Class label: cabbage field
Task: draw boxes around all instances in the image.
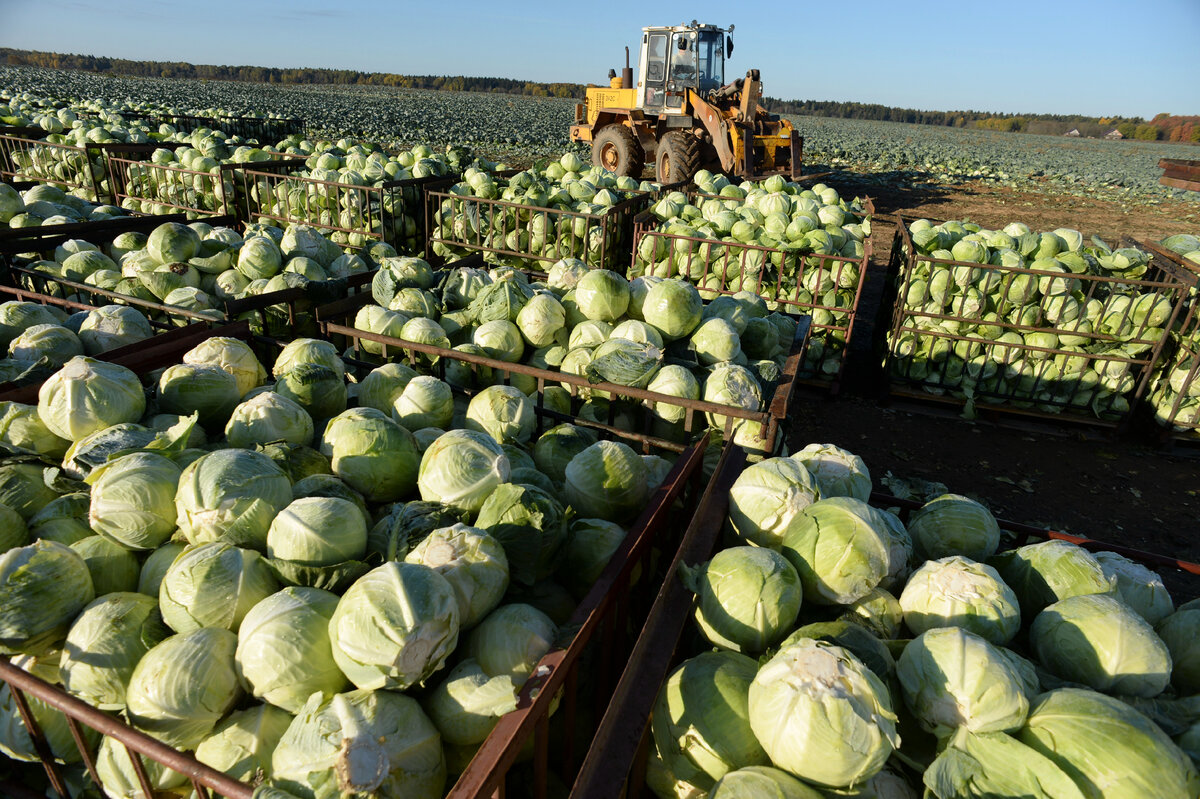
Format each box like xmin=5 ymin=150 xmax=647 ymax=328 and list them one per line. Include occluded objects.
xmin=4 ymin=64 xmax=1199 ymax=203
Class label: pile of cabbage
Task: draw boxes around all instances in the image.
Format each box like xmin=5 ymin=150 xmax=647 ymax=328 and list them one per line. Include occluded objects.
xmin=429 ymin=152 xmax=658 ymax=270
xmin=1145 ymin=233 xmax=1200 ymax=432
xmin=1 ymin=181 xmax=127 ymax=229
xmin=243 ymin=140 xmax=494 ymax=253
xmin=630 ymin=173 xmax=869 ymax=382
xmin=651 ymin=441 xmax=1200 ymax=799
xmin=355 ymin=254 xmax=801 ymax=452
xmin=889 ymin=218 xmax=1178 ymax=420
xmin=0 ymin=299 xmax=156 ymax=388
xmin=10 ymin=219 xmax=392 ymax=336
xmin=0 ymin=329 xmax=685 ymax=798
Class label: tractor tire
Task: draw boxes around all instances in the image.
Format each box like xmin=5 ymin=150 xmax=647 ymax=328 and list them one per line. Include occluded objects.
xmin=655 ymin=131 xmax=701 ymax=185
xmin=591 ymin=125 xmax=645 ymax=177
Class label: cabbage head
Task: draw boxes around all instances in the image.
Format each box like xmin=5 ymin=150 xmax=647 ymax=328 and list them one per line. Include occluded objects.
xmin=686 ymin=546 xmax=802 ymax=655
xmin=653 ymin=651 xmax=769 ymax=793
xmin=37 ymin=356 xmax=145 ymax=441
xmin=1017 ymin=688 xmax=1199 ymax=799
xmin=899 ymin=556 xmax=1021 ymax=645
xmin=989 ymin=540 xmax=1115 ymax=620
xmin=465 ymin=385 xmax=535 ymax=445
xmin=392 ymin=375 xmax=454 ymax=432
xmin=466 ymin=603 xmax=556 ymax=681
xmin=476 ymin=484 xmax=568 ymax=586
xmin=1030 ymin=593 xmax=1171 ymax=697
xmin=1 ymin=654 xmax=100 ymax=765
xmin=405 ymin=524 xmax=509 ymax=629
xmin=0 ymin=540 xmax=94 ymax=656
xmin=575 ymin=269 xmax=630 ymax=321
xmin=1093 ymin=551 xmax=1174 ymax=626
xmin=418 ymin=429 xmax=510 ymax=515
xmin=531 ymin=423 xmax=598 ymax=485
xmin=897 ymin=626 xmax=1029 ymax=737
xmin=555 ymin=517 xmax=626 ymax=599
xmin=565 ymin=440 xmax=649 ymax=523
xmin=194 ymin=704 xmax=293 ymax=785
xmin=320 ymin=408 xmax=420 ymax=503
xmin=225 ymin=391 xmax=314 ymax=448
xmin=642 ymin=279 xmax=703 ymax=340
xmin=159 ymin=542 xmax=279 ymax=633
xmin=125 ymin=627 xmax=242 ymax=749
xmin=1157 ymin=598 xmax=1200 ymax=696
xmin=780 ymin=497 xmax=892 ymax=606
xmin=59 ymin=592 xmax=169 ymax=711
xmin=88 ymin=452 xmax=182 ymax=551
xmin=272 ymin=689 xmax=446 ymax=799
xmin=0 ymin=401 xmax=69 ymax=459
xmin=749 ymin=639 xmax=898 ymax=788
xmin=182 ymin=336 xmax=266 ymax=397
xmin=235 ymin=586 xmax=348 ymax=713
xmin=425 ymin=658 xmax=519 ymax=747
xmin=791 ymin=443 xmax=871 ymax=501
xmin=175 ymin=448 xmax=294 ymax=550
xmin=328 ymin=562 xmax=460 ymax=690
xmin=725 ymin=456 xmax=821 ymax=549
xmin=908 ymin=494 xmax=1000 ymax=562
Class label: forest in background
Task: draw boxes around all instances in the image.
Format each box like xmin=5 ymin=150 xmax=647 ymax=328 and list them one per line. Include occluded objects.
xmin=4 ymin=48 xmax=1197 ymax=144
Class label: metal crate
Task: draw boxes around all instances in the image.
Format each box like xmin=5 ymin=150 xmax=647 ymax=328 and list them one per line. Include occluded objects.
xmin=0 ymin=133 xmax=104 ymax=202
xmin=882 ymin=217 xmax=1197 ymax=430
xmin=570 ymin=442 xmax=1200 ymax=799
xmin=230 ymin=166 xmax=441 ymax=254
xmin=426 ymin=179 xmax=653 ymax=271
xmin=145 ymin=114 xmax=305 ymax=143
xmin=1139 ymin=239 xmax=1200 ymax=440
xmin=317 ymin=289 xmax=811 ymax=455
xmin=628 ymin=199 xmax=874 ymax=394
xmin=107 ymin=154 xmax=302 ymax=220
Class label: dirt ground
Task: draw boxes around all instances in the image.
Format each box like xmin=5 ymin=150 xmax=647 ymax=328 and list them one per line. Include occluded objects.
xmin=783 ymin=173 xmax=1200 ymax=596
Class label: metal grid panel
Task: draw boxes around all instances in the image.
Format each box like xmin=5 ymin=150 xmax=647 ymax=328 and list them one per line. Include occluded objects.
xmin=426 ymin=182 xmax=653 ymax=271
xmin=883 ymin=217 xmax=1197 ymax=429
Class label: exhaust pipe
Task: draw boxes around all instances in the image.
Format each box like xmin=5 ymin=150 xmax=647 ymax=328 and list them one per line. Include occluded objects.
xmin=621 ymin=46 xmax=633 ymax=89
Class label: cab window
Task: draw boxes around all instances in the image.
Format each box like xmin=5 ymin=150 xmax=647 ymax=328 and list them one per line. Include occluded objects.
xmin=646 ymin=34 xmax=667 ymax=82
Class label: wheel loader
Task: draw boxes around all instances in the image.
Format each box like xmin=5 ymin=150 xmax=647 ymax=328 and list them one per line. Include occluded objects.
xmin=568 ymin=22 xmax=802 ymax=184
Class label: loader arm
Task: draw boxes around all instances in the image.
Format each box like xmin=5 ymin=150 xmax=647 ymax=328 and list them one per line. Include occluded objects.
xmin=688 ymin=90 xmax=737 ymax=173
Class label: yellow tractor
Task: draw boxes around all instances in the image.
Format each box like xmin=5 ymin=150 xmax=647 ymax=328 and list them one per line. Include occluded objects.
xmin=569 ymin=22 xmax=801 ymax=184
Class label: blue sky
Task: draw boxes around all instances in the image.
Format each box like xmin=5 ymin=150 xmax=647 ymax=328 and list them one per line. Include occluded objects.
xmin=0 ymin=0 xmax=1196 ymax=119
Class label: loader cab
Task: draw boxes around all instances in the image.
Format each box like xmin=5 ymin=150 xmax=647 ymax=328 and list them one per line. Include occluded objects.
xmin=637 ymin=24 xmax=729 ymax=116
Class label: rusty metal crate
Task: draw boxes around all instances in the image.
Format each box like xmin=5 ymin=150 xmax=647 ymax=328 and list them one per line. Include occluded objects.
xmin=317 ymin=288 xmax=811 ymax=455
xmin=0 ymin=133 xmax=105 ymax=202
xmin=0 ymin=316 xmax=712 ymax=798
xmin=882 ymin=217 xmax=1197 ymax=430
xmin=107 ymin=154 xmax=302 ymax=220
xmin=426 ymin=179 xmax=653 ymax=271
xmin=0 ymin=288 xmax=213 ymax=405
xmin=1138 ymin=239 xmax=1200 ymax=441
xmin=145 ymin=114 xmax=305 ymax=143
xmin=0 ymin=213 xmax=378 ymax=340
xmin=570 ymin=441 xmax=1200 ymax=799
xmin=230 ymin=165 xmax=445 ymax=254
xmin=628 ymin=199 xmax=874 ymax=394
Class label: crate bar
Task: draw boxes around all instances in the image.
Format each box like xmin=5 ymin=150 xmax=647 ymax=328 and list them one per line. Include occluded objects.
xmin=629 ymin=199 xmax=874 ymax=394
xmin=1159 ymin=158 xmax=1200 ymax=192
xmin=0 ymin=134 xmax=102 ymax=200
xmin=883 ymin=216 xmax=1193 ymax=429
xmin=448 ymin=439 xmax=709 ymax=799
xmin=426 ymin=182 xmax=652 ymax=271
xmin=0 ymin=658 xmax=252 ymax=799
xmin=224 ymin=268 xmax=376 ymax=339
xmin=318 ymin=292 xmax=811 ymax=453
xmin=572 ymin=442 xmax=745 ymax=799
xmin=572 ymin=443 xmax=1200 ymax=799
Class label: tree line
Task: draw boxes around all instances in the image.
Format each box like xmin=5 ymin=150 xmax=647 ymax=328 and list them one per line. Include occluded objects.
xmin=3 ymin=48 xmax=1196 ymax=144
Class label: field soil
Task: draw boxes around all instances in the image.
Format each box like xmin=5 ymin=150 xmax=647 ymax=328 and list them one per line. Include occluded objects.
xmin=783 ymin=172 xmax=1200 ymax=595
